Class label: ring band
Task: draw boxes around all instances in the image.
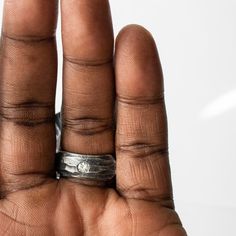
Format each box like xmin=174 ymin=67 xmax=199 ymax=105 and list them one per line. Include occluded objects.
xmin=55 ymin=113 xmax=116 ymax=182
xmin=56 ymin=152 xmax=116 ymax=181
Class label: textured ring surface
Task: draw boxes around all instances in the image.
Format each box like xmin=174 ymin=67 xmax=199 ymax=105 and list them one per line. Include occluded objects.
xmin=56 ymin=152 xmax=116 ymax=181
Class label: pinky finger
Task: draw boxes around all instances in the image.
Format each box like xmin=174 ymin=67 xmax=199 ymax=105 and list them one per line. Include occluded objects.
xmin=115 ymin=25 xmax=173 ymax=204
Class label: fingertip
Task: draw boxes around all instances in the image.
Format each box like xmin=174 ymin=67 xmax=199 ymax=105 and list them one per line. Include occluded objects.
xmin=61 ymin=0 xmax=114 ymax=60
xmin=116 ymin=24 xmax=156 ymax=51
xmin=3 ymin=0 xmax=58 ymax=37
xmin=115 ymin=24 xmax=163 ymax=97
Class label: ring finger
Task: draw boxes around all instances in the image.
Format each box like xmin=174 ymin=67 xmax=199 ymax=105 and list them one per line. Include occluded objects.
xmin=60 ymin=0 xmax=115 ymax=182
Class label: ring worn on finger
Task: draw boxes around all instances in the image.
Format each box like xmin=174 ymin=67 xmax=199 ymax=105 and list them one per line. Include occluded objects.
xmin=55 ymin=113 xmax=116 ymax=184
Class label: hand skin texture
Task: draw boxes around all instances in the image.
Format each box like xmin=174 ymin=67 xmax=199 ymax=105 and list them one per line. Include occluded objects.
xmin=0 ymin=0 xmax=187 ymax=235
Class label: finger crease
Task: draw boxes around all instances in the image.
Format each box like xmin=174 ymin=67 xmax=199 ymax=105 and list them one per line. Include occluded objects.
xmin=0 ymin=102 xmax=55 ymax=126
xmin=63 ymin=56 xmax=113 ymax=71
xmin=62 ymin=117 xmax=113 ymax=136
xmin=2 ymin=32 xmax=55 ymax=44
xmin=116 ymin=94 xmax=165 ymax=106
xmin=116 ymin=143 xmax=168 ymax=159
xmin=117 ymin=185 xmax=173 ymax=205
xmin=0 ymin=177 xmax=54 ymax=200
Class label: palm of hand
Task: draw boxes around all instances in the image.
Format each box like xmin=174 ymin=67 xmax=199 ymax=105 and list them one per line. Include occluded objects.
xmin=0 ymin=181 xmax=184 ymax=236
xmin=0 ymin=1 xmax=186 ymax=235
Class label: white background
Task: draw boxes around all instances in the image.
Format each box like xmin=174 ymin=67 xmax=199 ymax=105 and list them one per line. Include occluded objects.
xmin=1 ymin=0 xmax=236 ymax=235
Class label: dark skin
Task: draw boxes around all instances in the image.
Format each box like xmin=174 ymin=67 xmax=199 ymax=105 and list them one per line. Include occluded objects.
xmin=0 ymin=0 xmax=187 ymax=235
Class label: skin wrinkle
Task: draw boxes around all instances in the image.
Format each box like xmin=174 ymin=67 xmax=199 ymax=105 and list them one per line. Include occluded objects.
xmin=62 ymin=116 xmax=113 ymax=136
xmin=158 ymin=211 xmax=183 ymax=236
xmin=119 ymin=159 xmax=168 ymax=198
xmin=71 ymin=186 xmax=84 ymax=236
xmin=64 ymin=55 xmax=113 ymax=67
xmin=1 ymin=33 xmax=56 ymax=44
xmin=63 ymin=57 xmax=114 ymax=73
xmin=116 ymin=93 xmax=165 ymax=106
xmin=123 ymin=197 xmax=134 ymax=236
xmin=0 ymin=206 xmax=36 ymax=229
xmin=0 ymin=37 xmax=56 ymax=68
xmin=116 ymin=142 xmax=169 ymax=159
xmin=0 ymin=178 xmax=54 ymax=200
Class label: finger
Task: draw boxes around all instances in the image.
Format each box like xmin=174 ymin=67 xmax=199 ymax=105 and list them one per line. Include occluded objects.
xmin=0 ymin=0 xmax=58 ymax=197
xmin=115 ymin=25 xmax=173 ymax=203
xmin=61 ymin=0 xmax=114 ymax=157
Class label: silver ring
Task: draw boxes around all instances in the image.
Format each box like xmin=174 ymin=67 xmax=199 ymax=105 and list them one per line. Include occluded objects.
xmin=55 ymin=113 xmax=116 ymax=182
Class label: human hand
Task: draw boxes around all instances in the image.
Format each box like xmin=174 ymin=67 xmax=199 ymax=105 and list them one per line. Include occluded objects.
xmin=0 ymin=1 xmax=186 ymax=235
